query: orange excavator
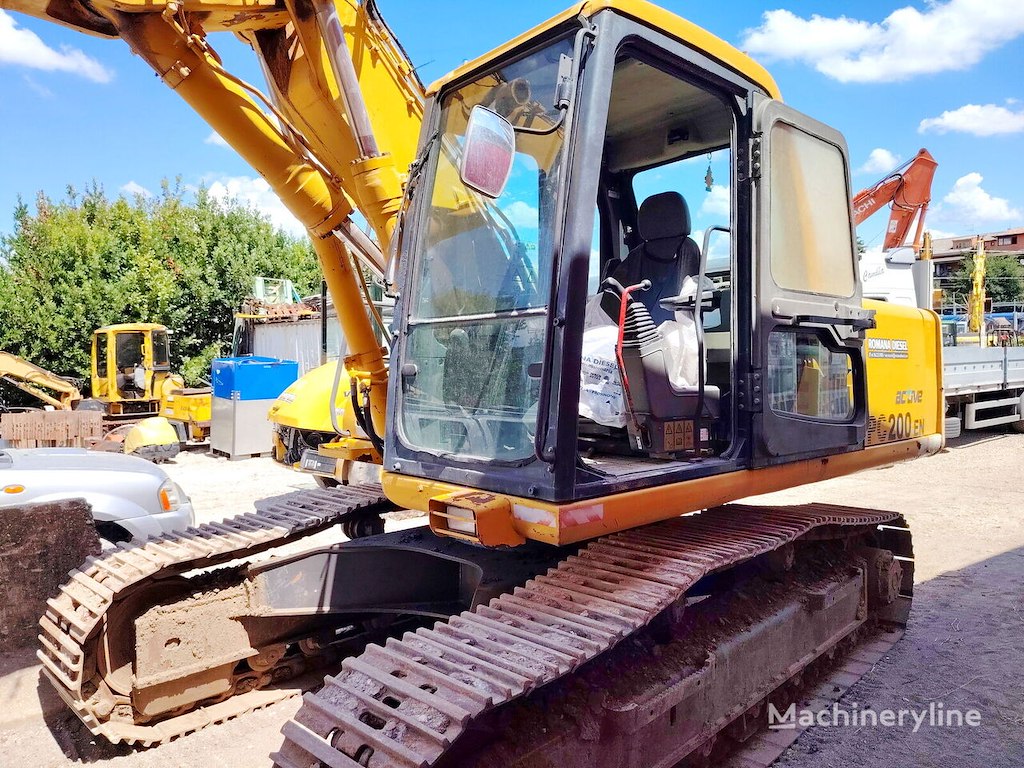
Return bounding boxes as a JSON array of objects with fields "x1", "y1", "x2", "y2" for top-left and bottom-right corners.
[
  {"x1": 852, "y1": 148, "x2": 938, "y2": 309},
  {"x1": 852, "y1": 148, "x2": 938, "y2": 251}
]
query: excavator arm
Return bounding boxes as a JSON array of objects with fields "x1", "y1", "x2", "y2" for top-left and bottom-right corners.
[
  {"x1": 852, "y1": 147, "x2": 938, "y2": 252},
  {"x1": 2, "y1": 0, "x2": 424, "y2": 437},
  {"x1": 0, "y1": 350, "x2": 83, "y2": 410}
]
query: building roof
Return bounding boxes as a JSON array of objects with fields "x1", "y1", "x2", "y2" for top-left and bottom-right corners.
[{"x1": 931, "y1": 226, "x2": 1024, "y2": 259}]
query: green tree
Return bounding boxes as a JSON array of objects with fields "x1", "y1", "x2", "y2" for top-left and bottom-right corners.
[
  {"x1": 0, "y1": 181, "x2": 320, "y2": 388},
  {"x1": 949, "y1": 252, "x2": 1024, "y2": 304}
]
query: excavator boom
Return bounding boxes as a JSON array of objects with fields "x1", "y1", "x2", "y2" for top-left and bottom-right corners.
[
  {"x1": 0, "y1": 350, "x2": 83, "y2": 410},
  {"x1": 2, "y1": 0, "x2": 424, "y2": 440},
  {"x1": 852, "y1": 148, "x2": 938, "y2": 252}
]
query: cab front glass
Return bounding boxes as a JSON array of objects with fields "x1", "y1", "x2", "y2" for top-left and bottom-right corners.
[{"x1": 398, "y1": 37, "x2": 573, "y2": 463}]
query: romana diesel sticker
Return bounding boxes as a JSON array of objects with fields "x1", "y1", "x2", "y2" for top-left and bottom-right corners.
[{"x1": 867, "y1": 337, "x2": 909, "y2": 359}]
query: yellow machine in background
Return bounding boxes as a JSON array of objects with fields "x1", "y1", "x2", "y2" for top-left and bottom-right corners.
[
  {"x1": 0, "y1": 350, "x2": 84, "y2": 411},
  {"x1": 968, "y1": 236, "x2": 987, "y2": 340},
  {"x1": 91, "y1": 323, "x2": 211, "y2": 442},
  {"x1": 0, "y1": 338, "x2": 186, "y2": 460}
]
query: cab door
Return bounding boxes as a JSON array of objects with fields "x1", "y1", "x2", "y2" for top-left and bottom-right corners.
[{"x1": 750, "y1": 99, "x2": 874, "y2": 465}]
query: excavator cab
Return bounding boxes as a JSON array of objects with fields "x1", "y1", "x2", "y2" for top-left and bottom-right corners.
[
  {"x1": 91, "y1": 324, "x2": 174, "y2": 415},
  {"x1": 385, "y1": 6, "x2": 883, "y2": 544}
]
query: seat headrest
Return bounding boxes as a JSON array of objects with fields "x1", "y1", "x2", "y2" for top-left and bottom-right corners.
[{"x1": 637, "y1": 191, "x2": 691, "y2": 241}]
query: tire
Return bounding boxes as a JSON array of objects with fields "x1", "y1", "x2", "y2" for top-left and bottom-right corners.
[
  {"x1": 944, "y1": 415, "x2": 962, "y2": 440},
  {"x1": 95, "y1": 521, "x2": 133, "y2": 548},
  {"x1": 314, "y1": 475, "x2": 340, "y2": 489},
  {"x1": 341, "y1": 514, "x2": 385, "y2": 539}
]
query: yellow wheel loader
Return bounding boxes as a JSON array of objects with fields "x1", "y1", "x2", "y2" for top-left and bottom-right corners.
[
  {"x1": 3, "y1": 324, "x2": 208, "y2": 457},
  {"x1": 8, "y1": 1, "x2": 943, "y2": 765},
  {"x1": 91, "y1": 323, "x2": 211, "y2": 443}
]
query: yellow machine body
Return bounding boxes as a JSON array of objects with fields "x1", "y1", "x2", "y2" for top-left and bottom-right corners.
[
  {"x1": 122, "y1": 416, "x2": 182, "y2": 461},
  {"x1": 91, "y1": 323, "x2": 176, "y2": 415},
  {"x1": 269, "y1": 361, "x2": 376, "y2": 470},
  {"x1": 864, "y1": 299, "x2": 945, "y2": 447},
  {"x1": 91, "y1": 323, "x2": 211, "y2": 441},
  {"x1": 159, "y1": 380, "x2": 212, "y2": 443}
]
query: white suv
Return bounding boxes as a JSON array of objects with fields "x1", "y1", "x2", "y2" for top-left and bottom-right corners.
[{"x1": 0, "y1": 448, "x2": 194, "y2": 546}]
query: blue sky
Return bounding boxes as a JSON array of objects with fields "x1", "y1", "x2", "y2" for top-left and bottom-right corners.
[{"x1": 1, "y1": 0, "x2": 1022, "y2": 253}]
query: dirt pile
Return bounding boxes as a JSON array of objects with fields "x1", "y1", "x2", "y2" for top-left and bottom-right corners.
[{"x1": 0, "y1": 499, "x2": 100, "y2": 647}]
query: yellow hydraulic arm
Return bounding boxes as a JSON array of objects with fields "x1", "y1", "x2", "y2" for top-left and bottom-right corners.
[
  {"x1": 968, "y1": 235, "x2": 987, "y2": 338},
  {"x1": 0, "y1": 351, "x2": 83, "y2": 410},
  {"x1": 2, "y1": 0, "x2": 425, "y2": 436}
]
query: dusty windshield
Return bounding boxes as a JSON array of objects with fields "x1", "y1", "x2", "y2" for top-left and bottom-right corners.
[{"x1": 401, "y1": 37, "x2": 573, "y2": 462}]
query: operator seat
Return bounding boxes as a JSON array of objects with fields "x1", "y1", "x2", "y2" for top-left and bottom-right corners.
[{"x1": 604, "y1": 191, "x2": 700, "y2": 324}]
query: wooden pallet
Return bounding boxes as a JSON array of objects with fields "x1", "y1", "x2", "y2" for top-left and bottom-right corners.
[{"x1": 0, "y1": 410, "x2": 104, "y2": 448}]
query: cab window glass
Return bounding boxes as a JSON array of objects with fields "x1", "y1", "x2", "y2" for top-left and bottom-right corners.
[
  {"x1": 115, "y1": 332, "x2": 145, "y2": 371},
  {"x1": 769, "y1": 123, "x2": 855, "y2": 297},
  {"x1": 153, "y1": 330, "x2": 170, "y2": 368},
  {"x1": 95, "y1": 334, "x2": 107, "y2": 376},
  {"x1": 767, "y1": 331, "x2": 853, "y2": 420}
]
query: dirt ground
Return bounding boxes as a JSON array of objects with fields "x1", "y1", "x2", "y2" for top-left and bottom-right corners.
[{"x1": 1, "y1": 432, "x2": 1022, "y2": 767}]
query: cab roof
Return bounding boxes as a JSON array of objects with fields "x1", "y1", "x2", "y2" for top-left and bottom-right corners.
[
  {"x1": 94, "y1": 323, "x2": 168, "y2": 333},
  {"x1": 426, "y1": 0, "x2": 781, "y2": 100}
]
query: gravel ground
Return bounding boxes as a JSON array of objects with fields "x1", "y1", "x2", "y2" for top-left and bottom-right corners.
[{"x1": 1, "y1": 432, "x2": 1022, "y2": 767}]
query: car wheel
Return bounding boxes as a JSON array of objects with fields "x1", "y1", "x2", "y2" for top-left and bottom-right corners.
[{"x1": 95, "y1": 521, "x2": 133, "y2": 549}]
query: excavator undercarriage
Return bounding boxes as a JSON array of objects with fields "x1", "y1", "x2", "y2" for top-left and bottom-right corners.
[{"x1": 40, "y1": 482, "x2": 912, "y2": 768}]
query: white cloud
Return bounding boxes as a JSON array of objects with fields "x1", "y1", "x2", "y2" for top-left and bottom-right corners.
[
  {"x1": 120, "y1": 181, "x2": 152, "y2": 198},
  {"x1": 698, "y1": 185, "x2": 730, "y2": 218},
  {"x1": 502, "y1": 200, "x2": 539, "y2": 229},
  {"x1": 740, "y1": 0, "x2": 1024, "y2": 83},
  {"x1": 940, "y1": 173, "x2": 1021, "y2": 227},
  {"x1": 205, "y1": 131, "x2": 231, "y2": 148},
  {"x1": 857, "y1": 148, "x2": 901, "y2": 175},
  {"x1": 919, "y1": 103, "x2": 1024, "y2": 136},
  {"x1": 0, "y1": 10, "x2": 113, "y2": 83},
  {"x1": 206, "y1": 175, "x2": 305, "y2": 237}
]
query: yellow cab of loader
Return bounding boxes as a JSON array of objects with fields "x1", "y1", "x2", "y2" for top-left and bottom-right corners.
[
  {"x1": 91, "y1": 323, "x2": 174, "y2": 415},
  {"x1": 91, "y1": 323, "x2": 211, "y2": 441}
]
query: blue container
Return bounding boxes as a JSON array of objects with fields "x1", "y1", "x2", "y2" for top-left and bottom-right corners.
[{"x1": 211, "y1": 356, "x2": 299, "y2": 401}]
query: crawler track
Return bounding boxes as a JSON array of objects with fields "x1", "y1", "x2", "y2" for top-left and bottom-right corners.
[
  {"x1": 37, "y1": 484, "x2": 394, "y2": 746},
  {"x1": 273, "y1": 504, "x2": 910, "y2": 768}
]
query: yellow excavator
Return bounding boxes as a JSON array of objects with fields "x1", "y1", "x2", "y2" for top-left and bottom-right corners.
[
  {"x1": 91, "y1": 323, "x2": 211, "y2": 443},
  {"x1": 9, "y1": 1, "x2": 944, "y2": 765},
  {"x1": 2, "y1": 323, "x2": 207, "y2": 456},
  {"x1": 0, "y1": 350, "x2": 85, "y2": 411}
]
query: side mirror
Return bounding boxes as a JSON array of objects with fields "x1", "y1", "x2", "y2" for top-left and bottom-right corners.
[
  {"x1": 459, "y1": 105, "x2": 515, "y2": 199},
  {"x1": 886, "y1": 246, "x2": 917, "y2": 265}
]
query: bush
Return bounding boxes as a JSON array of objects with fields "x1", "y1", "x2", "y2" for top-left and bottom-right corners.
[{"x1": 0, "y1": 181, "x2": 320, "y2": 391}]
